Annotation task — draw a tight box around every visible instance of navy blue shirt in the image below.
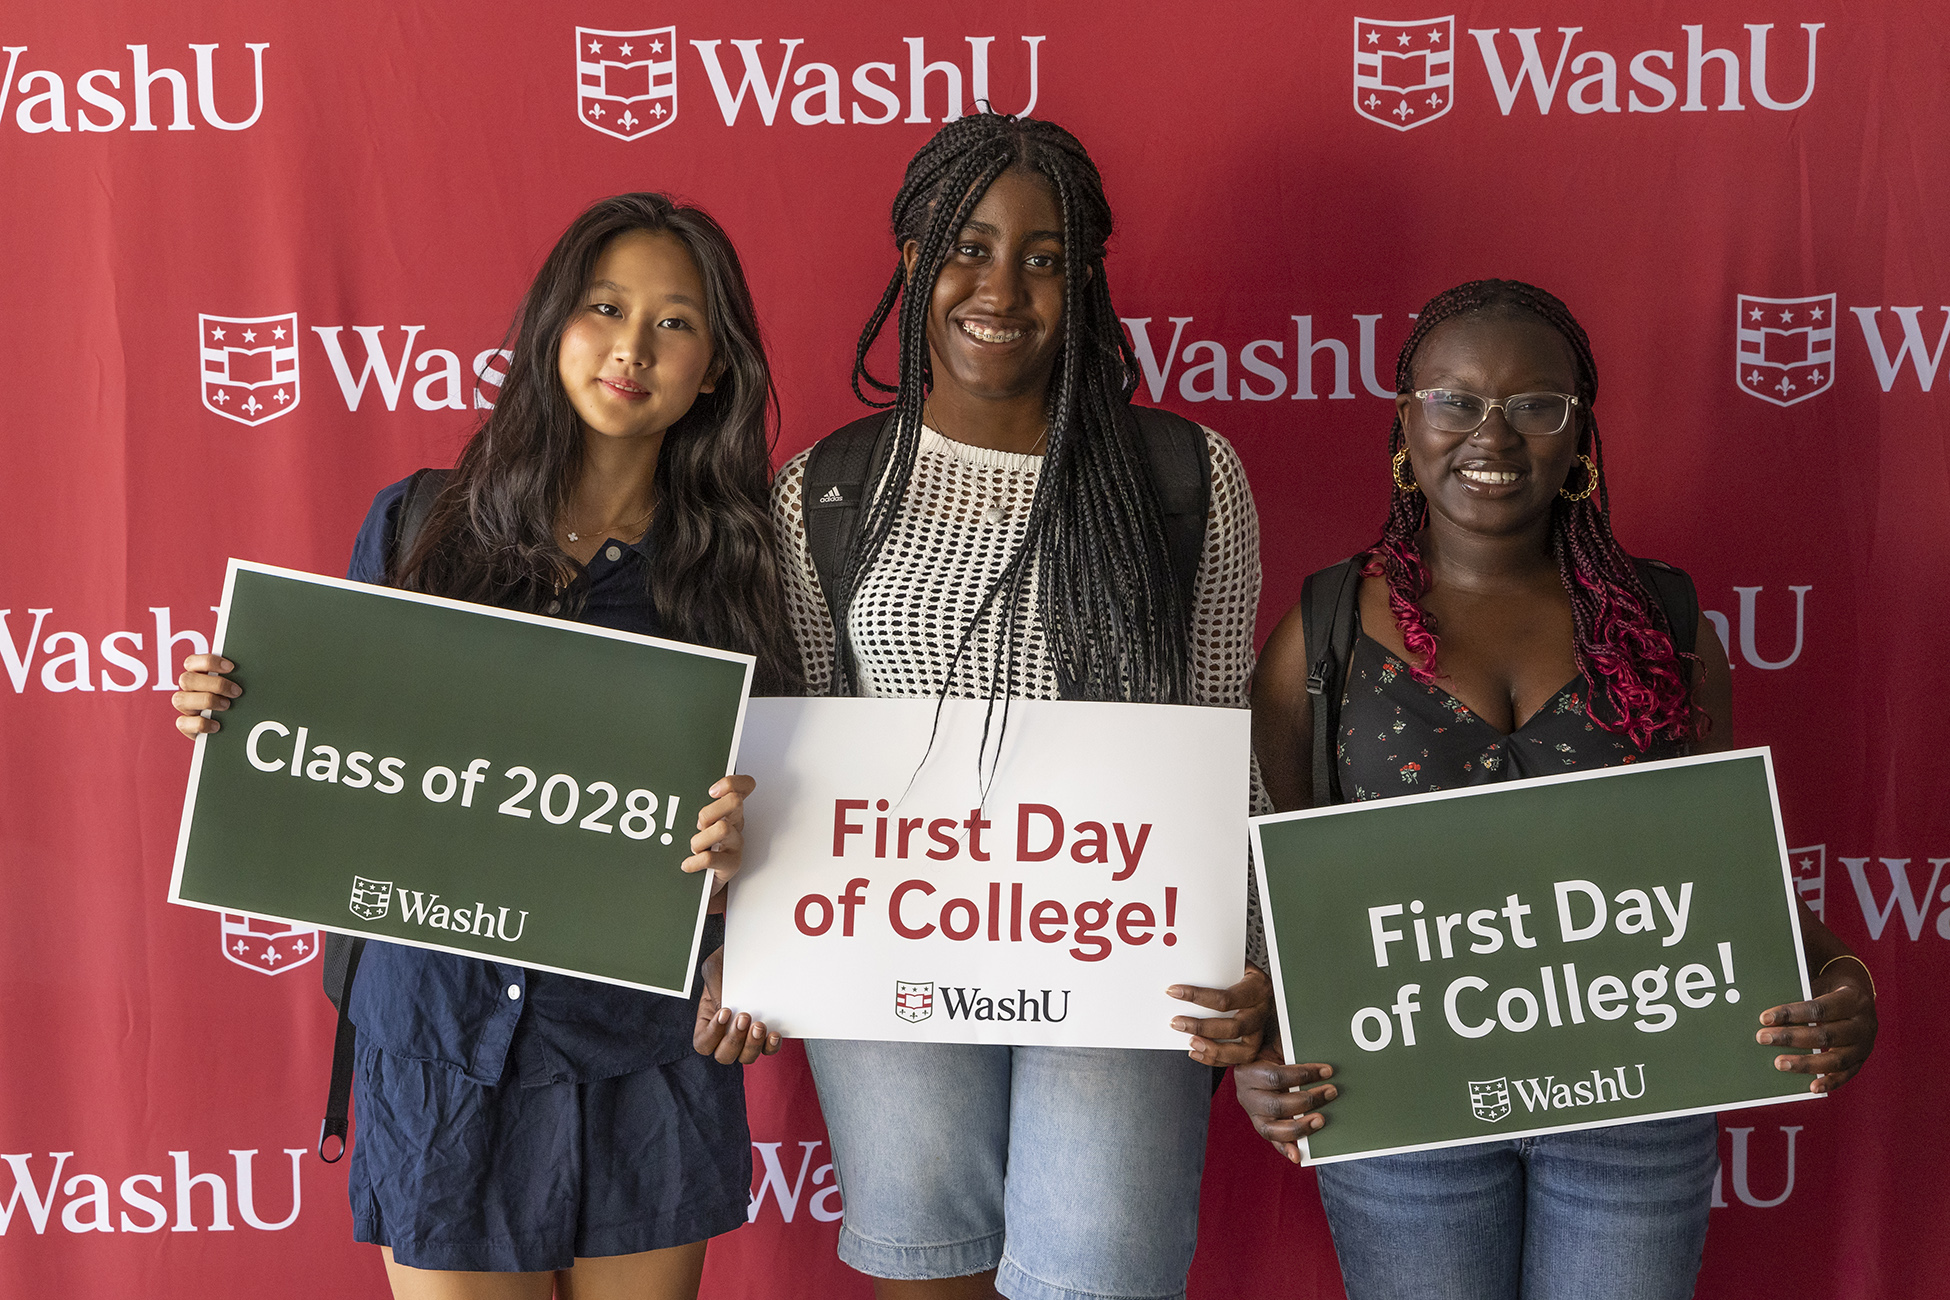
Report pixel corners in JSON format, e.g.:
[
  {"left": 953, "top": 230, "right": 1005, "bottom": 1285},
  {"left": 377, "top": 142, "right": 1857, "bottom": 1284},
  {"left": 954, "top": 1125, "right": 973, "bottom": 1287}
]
[{"left": 344, "top": 474, "right": 716, "bottom": 1085}]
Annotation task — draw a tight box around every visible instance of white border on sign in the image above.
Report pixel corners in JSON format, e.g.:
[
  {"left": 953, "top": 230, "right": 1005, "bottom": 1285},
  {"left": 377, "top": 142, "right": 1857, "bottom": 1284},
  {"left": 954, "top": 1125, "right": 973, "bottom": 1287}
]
[
  {"left": 1248, "top": 747, "right": 1822, "bottom": 1166},
  {"left": 167, "top": 558, "right": 756, "bottom": 997}
]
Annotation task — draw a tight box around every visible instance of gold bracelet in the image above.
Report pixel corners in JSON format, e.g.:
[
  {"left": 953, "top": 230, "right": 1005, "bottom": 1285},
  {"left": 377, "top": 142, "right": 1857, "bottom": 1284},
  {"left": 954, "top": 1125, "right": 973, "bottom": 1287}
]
[{"left": 1817, "top": 954, "right": 1876, "bottom": 1000}]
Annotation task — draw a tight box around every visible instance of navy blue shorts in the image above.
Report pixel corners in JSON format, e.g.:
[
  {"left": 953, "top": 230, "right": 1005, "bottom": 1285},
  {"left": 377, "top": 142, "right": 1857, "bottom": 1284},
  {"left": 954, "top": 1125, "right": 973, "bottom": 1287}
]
[{"left": 348, "top": 1040, "right": 751, "bottom": 1271}]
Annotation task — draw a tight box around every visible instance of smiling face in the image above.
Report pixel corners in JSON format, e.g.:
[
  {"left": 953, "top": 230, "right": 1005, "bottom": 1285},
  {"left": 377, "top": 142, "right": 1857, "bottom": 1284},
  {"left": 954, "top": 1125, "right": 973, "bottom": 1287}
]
[
  {"left": 555, "top": 228, "right": 718, "bottom": 447},
  {"left": 1395, "top": 310, "right": 1585, "bottom": 539},
  {"left": 906, "top": 166, "right": 1069, "bottom": 411}
]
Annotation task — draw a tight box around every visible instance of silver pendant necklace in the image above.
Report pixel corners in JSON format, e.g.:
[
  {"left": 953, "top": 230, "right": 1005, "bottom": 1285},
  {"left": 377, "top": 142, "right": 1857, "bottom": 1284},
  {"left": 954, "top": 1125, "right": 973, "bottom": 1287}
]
[{"left": 971, "top": 422, "right": 1048, "bottom": 527}]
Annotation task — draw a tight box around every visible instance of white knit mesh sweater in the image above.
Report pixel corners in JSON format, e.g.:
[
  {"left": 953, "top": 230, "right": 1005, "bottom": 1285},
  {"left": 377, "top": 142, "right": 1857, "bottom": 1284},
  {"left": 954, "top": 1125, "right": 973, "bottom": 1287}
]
[{"left": 772, "top": 422, "right": 1267, "bottom": 970}]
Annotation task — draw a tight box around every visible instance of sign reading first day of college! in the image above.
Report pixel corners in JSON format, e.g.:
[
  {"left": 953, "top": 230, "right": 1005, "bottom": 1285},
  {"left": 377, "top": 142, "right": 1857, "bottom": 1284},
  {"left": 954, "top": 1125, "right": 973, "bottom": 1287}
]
[
  {"left": 1253, "top": 749, "right": 1819, "bottom": 1165},
  {"left": 723, "top": 697, "right": 1250, "bottom": 1049},
  {"left": 169, "top": 561, "right": 754, "bottom": 996}
]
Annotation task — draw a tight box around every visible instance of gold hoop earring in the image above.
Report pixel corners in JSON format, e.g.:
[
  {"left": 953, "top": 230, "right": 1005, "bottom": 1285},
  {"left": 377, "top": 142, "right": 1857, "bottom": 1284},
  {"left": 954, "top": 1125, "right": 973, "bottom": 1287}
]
[
  {"left": 1559, "top": 453, "right": 1599, "bottom": 502},
  {"left": 1391, "top": 448, "right": 1419, "bottom": 493}
]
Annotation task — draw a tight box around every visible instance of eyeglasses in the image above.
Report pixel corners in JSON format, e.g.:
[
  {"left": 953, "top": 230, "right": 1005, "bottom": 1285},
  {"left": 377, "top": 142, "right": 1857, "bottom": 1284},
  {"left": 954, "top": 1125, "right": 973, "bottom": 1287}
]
[{"left": 1408, "top": 388, "right": 1581, "bottom": 437}]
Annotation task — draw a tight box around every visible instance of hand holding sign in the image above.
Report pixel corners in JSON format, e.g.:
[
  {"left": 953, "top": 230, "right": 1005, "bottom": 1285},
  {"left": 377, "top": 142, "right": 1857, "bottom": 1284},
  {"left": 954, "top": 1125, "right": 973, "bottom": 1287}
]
[
  {"left": 172, "top": 653, "right": 241, "bottom": 735},
  {"left": 1251, "top": 751, "right": 1820, "bottom": 1164},
  {"left": 1757, "top": 956, "right": 1878, "bottom": 1091},
  {"left": 1168, "top": 965, "right": 1275, "bottom": 1067},
  {"left": 1233, "top": 1048, "right": 1338, "bottom": 1163},
  {"left": 168, "top": 561, "right": 755, "bottom": 995},
  {"left": 725, "top": 697, "right": 1249, "bottom": 1049},
  {"left": 693, "top": 946, "right": 783, "bottom": 1064},
  {"left": 685, "top": 775, "right": 756, "bottom": 895}
]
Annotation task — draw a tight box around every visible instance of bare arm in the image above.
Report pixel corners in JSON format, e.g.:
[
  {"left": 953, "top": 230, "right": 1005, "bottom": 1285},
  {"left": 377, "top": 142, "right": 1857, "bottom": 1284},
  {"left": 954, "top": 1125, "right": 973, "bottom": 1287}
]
[
  {"left": 1251, "top": 601, "right": 1315, "bottom": 814},
  {"left": 1687, "top": 617, "right": 1735, "bottom": 755}
]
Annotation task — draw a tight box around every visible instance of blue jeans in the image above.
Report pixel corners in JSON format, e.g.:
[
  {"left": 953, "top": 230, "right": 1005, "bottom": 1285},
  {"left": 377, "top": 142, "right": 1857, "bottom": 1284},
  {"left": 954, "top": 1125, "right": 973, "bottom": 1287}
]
[
  {"left": 804, "top": 1040, "right": 1212, "bottom": 1300},
  {"left": 1315, "top": 1114, "right": 1719, "bottom": 1300}
]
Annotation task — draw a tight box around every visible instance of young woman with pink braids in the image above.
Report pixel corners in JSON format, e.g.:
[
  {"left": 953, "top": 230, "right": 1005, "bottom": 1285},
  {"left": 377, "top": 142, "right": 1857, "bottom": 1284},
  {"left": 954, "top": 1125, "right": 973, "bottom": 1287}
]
[{"left": 1240, "top": 279, "right": 1877, "bottom": 1298}]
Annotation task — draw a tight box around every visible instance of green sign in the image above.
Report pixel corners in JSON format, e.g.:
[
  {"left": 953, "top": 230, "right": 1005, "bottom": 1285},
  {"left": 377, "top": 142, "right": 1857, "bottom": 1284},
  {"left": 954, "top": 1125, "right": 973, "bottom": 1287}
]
[
  {"left": 169, "top": 560, "right": 753, "bottom": 995},
  {"left": 1252, "top": 750, "right": 1817, "bottom": 1164}
]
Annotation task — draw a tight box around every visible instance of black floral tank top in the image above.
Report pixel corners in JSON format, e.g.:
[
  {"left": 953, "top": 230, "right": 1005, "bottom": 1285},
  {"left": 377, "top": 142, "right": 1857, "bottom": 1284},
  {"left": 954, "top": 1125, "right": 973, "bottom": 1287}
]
[{"left": 1337, "top": 628, "right": 1682, "bottom": 803}]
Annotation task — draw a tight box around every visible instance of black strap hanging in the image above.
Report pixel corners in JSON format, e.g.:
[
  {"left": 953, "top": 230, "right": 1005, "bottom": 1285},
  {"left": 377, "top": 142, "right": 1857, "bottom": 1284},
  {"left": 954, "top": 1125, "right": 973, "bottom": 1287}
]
[
  {"left": 316, "top": 467, "right": 448, "bottom": 1162},
  {"left": 1299, "top": 558, "right": 1363, "bottom": 810}
]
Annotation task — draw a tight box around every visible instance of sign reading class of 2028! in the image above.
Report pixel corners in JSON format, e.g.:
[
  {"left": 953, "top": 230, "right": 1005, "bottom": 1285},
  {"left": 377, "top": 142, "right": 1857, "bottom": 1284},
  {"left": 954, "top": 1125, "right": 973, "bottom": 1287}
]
[
  {"left": 1253, "top": 750, "right": 1819, "bottom": 1165},
  {"left": 168, "top": 561, "right": 754, "bottom": 995},
  {"left": 723, "top": 698, "right": 1250, "bottom": 1048}
]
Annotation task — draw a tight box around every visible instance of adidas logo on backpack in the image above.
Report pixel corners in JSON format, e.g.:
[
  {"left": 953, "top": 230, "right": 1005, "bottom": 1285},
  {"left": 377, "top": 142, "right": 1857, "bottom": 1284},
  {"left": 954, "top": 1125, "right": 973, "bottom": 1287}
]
[{"left": 818, "top": 485, "right": 845, "bottom": 505}]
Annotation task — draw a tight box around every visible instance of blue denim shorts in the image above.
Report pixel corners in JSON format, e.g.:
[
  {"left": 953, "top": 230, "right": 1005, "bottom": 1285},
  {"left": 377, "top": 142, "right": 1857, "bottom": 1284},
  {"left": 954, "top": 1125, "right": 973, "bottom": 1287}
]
[
  {"left": 349, "top": 1039, "right": 751, "bottom": 1271},
  {"left": 1315, "top": 1113, "right": 1720, "bottom": 1300},
  {"left": 804, "top": 1039, "right": 1212, "bottom": 1300}
]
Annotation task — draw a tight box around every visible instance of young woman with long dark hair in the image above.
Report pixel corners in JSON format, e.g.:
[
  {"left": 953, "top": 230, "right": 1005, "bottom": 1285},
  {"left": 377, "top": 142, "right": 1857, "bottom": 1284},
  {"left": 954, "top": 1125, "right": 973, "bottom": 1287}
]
[
  {"left": 763, "top": 112, "right": 1270, "bottom": 1300},
  {"left": 1241, "top": 279, "right": 1878, "bottom": 1298},
  {"left": 172, "top": 193, "right": 792, "bottom": 1300}
]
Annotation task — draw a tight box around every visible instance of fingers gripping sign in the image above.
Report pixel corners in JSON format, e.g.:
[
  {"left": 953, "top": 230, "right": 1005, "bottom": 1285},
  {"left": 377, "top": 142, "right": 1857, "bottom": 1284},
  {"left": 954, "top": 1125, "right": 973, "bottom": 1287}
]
[
  {"left": 1167, "top": 963, "right": 1275, "bottom": 1067},
  {"left": 684, "top": 774, "right": 755, "bottom": 904},
  {"left": 171, "top": 654, "right": 240, "bottom": 736},
  {"left": 692, "top": 945, "right": 782, "bottom": 1065},
  {"left": 1756, "top": 962, "right": 1878, "bottom": 1092},
  {"left": 1232, "top": 1045, "right": 1339, "bottom": 1164}
]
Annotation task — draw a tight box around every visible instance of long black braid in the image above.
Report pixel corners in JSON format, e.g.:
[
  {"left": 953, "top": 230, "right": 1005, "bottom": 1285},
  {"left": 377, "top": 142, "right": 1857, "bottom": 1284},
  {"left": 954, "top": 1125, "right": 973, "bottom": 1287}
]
[
  {"left": 1372, "top": 279, "right": 1696, "bottom": 747},
  {"left": 837, "top": 113, "right": 1192, "bottom": 710}
]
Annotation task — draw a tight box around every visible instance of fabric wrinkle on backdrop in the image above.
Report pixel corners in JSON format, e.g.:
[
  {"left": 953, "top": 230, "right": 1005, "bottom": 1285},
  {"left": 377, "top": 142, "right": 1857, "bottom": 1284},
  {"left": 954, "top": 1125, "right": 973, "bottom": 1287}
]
[{"left": 0, "top": 3, "right": 1942, "bottom": 1297}]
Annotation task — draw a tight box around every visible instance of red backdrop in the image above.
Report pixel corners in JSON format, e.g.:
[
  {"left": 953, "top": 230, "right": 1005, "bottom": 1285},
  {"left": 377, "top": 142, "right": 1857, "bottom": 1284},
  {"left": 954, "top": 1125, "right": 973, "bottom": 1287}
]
[{"left": 3, "top": 1, "right": 1945, "bottom": 1294}]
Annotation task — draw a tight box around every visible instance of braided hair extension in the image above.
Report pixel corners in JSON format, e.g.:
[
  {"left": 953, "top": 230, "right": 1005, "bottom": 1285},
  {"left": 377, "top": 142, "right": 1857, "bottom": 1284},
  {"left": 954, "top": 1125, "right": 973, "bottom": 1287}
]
[
  {"left": 1369, "top": 279, "right": 1697, "bottom": 749},
  {"left": 839, "top": 113, "right": 1192, "bottom": 712}
]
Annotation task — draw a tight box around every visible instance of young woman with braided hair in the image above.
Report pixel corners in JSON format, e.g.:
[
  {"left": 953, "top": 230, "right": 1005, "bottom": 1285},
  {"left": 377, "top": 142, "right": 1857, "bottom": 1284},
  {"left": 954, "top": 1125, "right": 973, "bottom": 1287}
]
[
  {"left": 1243, "top": 279, "right": 1878, "bottom": 1298},
  {"left": 761, "top": 112, "right": 1269, "bottom": 1300}
]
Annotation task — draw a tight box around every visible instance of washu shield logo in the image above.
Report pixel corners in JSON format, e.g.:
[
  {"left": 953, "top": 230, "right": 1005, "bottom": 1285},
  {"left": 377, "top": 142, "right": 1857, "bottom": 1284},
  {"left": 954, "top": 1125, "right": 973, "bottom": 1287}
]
[
  {"left": 1737, "top": 294, "right": 1836, "bottom": 407},
  {"left": 348, "top": 876, "right": 393, "bottom": 921},
  {"left": 220, "top": 913, "right": 320, "bottom": 976},
  {"left": 200, "top": 313, "right": 300, "bottom": 425},
  {"left": 1354, "top": 16, "right": 1455, "bottom": 130},
  {"left": 577, "top": 26, "right": 677, "bottom": 139},
  {"left": 894, "top": 980, "right": 934, "bottom": 1023},
  {"left": 1468, "top": 1077, "right": 1512, "bottom": 1122}
]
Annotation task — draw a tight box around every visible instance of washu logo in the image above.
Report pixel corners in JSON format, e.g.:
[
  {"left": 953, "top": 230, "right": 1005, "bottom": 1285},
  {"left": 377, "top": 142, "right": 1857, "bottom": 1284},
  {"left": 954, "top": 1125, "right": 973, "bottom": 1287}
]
[
  {"left": 0, "top": 42, "right": 268, "bottom": 133},
  {"left": 201, "top": 313, "right": 300, "bottom": 425},
  {"left": 1468, "top": 1076, "right": 1511, "bottom": 1122},
  {"left": 220, "top": 913, "right": 319, "bottom": 976},
  {"left": 1512, "top": 1064, "right": 1649, "bottom": 1113},
  {"left": 1351, "top": 16, "right": 1822, "bottom": 126},
  {"left": 894, "top": 979, "right": 934, "bottom": 1023},
  {"left": 939, "top": 987, "right": 1071, "bottom": 1023},
  {"left": 395, "top": 888, "right": 529, "bottom": 942},
  {"left": 347, "top": 876, "right": 393, "bottom": 922},
  {"left": 569, "top": 24, "right": 1045, "bottom": 136},
  {"left": 1353, "top": 16, "right": 1454, "bottom": 130},
  {"left": 1736, "top": 295, "right": 1835, "bottom": 407},
  {"left": 577, "top": 26, "right": 677, "bottom": 139}
]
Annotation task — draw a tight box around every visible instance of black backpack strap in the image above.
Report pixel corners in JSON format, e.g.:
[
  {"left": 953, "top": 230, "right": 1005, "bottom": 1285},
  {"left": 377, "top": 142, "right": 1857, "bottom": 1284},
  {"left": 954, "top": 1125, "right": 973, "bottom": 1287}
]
[
  {"left": 1128, "top": 406, "right": 1212, "bottom": 617},
  {"left": 1301, "top": 558, "right": 1364, "bottom": 808},
  {"left": 1632, "top": 558, "right": 1700, "bottom": 656},
  {"left": 383, "top": 467, "right": 451, "bottom": 585},
  {"left": 317, "top": 935, "right": 366, "bottom": 1162},
  {"left": 803, "top": 414, "right": 896, "bottom": 639},
  {"left": 318, "top": 466, "right": 448, "bottom": 1162}
]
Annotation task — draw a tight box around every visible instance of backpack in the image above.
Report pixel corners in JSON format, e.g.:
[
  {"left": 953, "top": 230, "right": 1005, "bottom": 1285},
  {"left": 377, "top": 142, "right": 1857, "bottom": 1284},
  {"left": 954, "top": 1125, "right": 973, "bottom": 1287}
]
[
  {"left": 1297, "top": 555, "right": 1701, "bottom": 810},
  {"left": 801, "top": 406, "right": 1212, "bottom": 672},
  {"left": 317, "top": 467, "right": 449, "bottom": 1162}
]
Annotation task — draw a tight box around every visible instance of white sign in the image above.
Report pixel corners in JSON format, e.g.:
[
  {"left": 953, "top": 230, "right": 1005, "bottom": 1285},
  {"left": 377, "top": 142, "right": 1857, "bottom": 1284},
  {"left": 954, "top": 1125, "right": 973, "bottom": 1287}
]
[{"left": 724, "top": 698, "right": 1249, "bottom": 1048}]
